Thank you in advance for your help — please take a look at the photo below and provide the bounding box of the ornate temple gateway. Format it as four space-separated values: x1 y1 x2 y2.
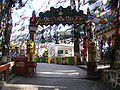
28 6 88 65
36 6 87 26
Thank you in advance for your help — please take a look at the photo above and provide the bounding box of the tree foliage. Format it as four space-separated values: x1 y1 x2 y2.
107 0 119 10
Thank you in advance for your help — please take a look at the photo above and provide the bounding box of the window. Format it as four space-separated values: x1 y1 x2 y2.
65 50 68 54
58 50 63 54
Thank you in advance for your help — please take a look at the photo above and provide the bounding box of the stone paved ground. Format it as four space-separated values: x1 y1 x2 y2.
1 63 107 90
36 63 87 78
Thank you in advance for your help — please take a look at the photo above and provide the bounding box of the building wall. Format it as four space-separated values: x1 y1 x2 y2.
48 44 74 60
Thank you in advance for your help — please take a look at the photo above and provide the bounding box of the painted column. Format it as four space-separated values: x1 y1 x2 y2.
72 47 74 56
27 40 35 61
55 46 58 57
87 22 96 62
74 25 81 65
27 11 37 61
86 20 97 77
113 0 120 69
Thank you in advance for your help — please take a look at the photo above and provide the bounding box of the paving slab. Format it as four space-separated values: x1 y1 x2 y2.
36 63 87 78
1 63 107 90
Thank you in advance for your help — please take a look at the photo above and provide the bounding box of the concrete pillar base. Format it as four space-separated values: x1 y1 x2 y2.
87 62 97 76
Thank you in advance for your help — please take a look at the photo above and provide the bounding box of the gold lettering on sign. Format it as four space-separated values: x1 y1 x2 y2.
44 17 50 22
52 17 57 21
57 16 64 21
38 16 85 25
66 16 71 21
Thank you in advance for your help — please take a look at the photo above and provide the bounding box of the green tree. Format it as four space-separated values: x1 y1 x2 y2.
1 0 25 64
107 0 120 69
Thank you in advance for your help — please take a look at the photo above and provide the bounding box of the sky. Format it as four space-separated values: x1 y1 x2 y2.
11 0 108 43
11 0 71 41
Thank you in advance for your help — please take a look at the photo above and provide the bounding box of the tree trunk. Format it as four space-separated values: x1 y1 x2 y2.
1 6 12 63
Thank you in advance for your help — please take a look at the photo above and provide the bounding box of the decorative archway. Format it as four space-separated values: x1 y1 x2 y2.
29 6 88 64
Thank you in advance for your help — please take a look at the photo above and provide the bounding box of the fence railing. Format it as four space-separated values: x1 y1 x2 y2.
35 56 76 65
0 61 15 89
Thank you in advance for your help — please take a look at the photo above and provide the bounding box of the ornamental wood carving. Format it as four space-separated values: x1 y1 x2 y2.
36 6 87 26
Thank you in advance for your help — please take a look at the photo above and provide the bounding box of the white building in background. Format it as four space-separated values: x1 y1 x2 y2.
48 43 74 60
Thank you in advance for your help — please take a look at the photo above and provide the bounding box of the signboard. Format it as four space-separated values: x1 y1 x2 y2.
36 6 87 26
